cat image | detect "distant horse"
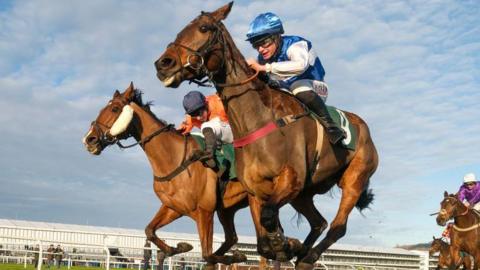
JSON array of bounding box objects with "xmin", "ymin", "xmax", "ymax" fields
[
  {"xmin": 154, "ymin": 2, "xmax": 378, "ymax": 269},
  {"xmin": 83, "ymin": 83, "xmax": 248, "ymax": 267},
  {"xmin": 436, "ymin": 191, "xmax": 480, "ymax": 270},
  {"xmin": 430, "ymin": 236, "xmax": 472, "ymax": 270}
]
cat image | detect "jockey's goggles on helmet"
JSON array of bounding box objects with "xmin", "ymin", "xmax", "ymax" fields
[
  {"xmin": 189, "ymin": 107, "xmax": 206, "ymax": 117},
  {"xmin": 252, "ymin": 36, "xmax": 275, "ymax": 50}
]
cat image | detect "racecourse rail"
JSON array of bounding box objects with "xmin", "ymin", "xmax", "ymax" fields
[{"xmin": 0, "ymin": 219, "xmax": 438, "ymax": 270}]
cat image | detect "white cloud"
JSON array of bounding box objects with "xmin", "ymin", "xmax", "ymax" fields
[{"xmin": 0, "ymin": 0, "xmax": 479, "ymax": 248}]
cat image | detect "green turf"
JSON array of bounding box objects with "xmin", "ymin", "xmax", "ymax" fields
[{"xmin": 0, "ymin": 264, "xmax": 108, "ymax": 270}]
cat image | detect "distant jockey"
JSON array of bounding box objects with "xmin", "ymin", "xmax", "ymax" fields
[
  {"xmin": 245, "ymin": 12, "xmax": 345, "ymax": 145},
  {"xmin": 457, "ymin": 173, "xmax": 480, "ymax": 211},
  {"xmin": 178, "ymin": 91, "xmax": 232, "ymax": 168}
]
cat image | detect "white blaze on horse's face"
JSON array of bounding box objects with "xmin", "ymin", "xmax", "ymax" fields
[{"xmin": 109, "ymin": 104, "xmax": 134, "ymax": 136}]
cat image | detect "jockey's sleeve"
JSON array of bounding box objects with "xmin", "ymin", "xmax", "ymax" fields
[
  {"xmin": 181, "ymin": 115, "xmax": 201, "ymax": 133},
  {"xmin": 469, "ymin": 185, "xmax": 480, "ymax": 204},
  {"xmin": 267, "ymin": 40, "xmax": 310, "ymax": 77},
  {"xmin": 457, "ymin": 186, "xmax": 467, "ymax": 202}
]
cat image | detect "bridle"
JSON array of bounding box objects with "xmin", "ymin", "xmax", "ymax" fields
[
  {"xmin": 90, "ymin": 105, "xmax": 174, "ymax": 150},
  {"xmin": 166, "ymin": 12, "xmax": 259, "ymax": 88},
  {"xmin": 440, "ymin": 196, "xmax": 469, "ymax": 218}
]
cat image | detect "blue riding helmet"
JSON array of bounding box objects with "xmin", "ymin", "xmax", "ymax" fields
[
  {"xmin": 246, "ymin": 12, "xmax": 284, "ymax": 42},
  {"xmin": 183, "ymin": 91, "xmax": 206, "ymax": 114}
]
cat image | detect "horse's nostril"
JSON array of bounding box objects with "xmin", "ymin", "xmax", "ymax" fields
[
  {"xmin": 159, "ymin": 57, "xmax": 175, "ymax": 69},
  {"xmin": 87, "ymin": 136, "xmax": 98, "ymax": 145}
]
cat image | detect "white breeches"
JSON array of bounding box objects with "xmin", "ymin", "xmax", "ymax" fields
[
  {"xmin": 200, "ymin": 117, "xmax": 233, "ymax": 143},
  {"xmin": 291, "ymin": 79, "xmax": 329, "ymax": 102}
]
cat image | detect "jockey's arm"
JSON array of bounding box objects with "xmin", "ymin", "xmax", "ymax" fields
[
  {"xmin": 266, "ymin": 40, "xmax": 310, "ymax": 77},
  {"xmin": 178, "ymin": 115, "xmax": 201, "ymax": 135}
]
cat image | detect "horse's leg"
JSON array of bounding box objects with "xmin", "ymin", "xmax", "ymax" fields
[
  {"xmin": 297, "ymin": 160, "xmax": 373, "ymax": 270},
  {"xmin": 211, "ymin": 205, "xmax": 247, "ymax": 264},
  {"xmin": 290, "ymin": 194, "xmax": 328, "ymax": 260},
  {"xmin": 248, "ymin": 194, "xmax": 276, "ymax": 260},
  {"xmin": 192, "ymin": 207, "xmax": 216, "ymax": 270},
  {"xmin": 145, "ymin": 205, "xmax": 193, "ymax": 256},
  {"xmin": 464, "ymin": 255, "xmax": 473, "ymax": 270},
  {"xmin": 259, "ymin": 166, "xmax": 305, "ymax": 261},
  {"xmin": 448, "ymin": 246, "xmax": 461, "ymax": 270}
]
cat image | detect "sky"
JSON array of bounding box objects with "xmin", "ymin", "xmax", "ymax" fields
[{"xmin": 0, "ymin": 0, "xmax": 479, "ymax": 248}]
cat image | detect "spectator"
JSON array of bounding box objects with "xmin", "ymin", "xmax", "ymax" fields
[
  {"xmin": 33, "ymin": 244, "xmax": 40, "ymax": 268},
  {"xmin": 46, "ymin": 244, "xmax": 55, "ymax": 269},
  {"xmin": 54, "ymin": 245, "xmax": 63, "ymax": 269},
  {"xmin": 179, "ymin": 257, "xmax": 186, "ymax": 270},
  {"xmin": 143, "ymin": 240, "xmax": 152, "ymax": 270}
]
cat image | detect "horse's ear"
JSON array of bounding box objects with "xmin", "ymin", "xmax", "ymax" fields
[
  {"xmin": 113, "ymin": 90, "xmax": 121, "ymax": 98},
  {"xmin": 124, "ymin": 81, "xmax": 135, "ymax": 100},
  {"xmin": 210, "ymin": 1, "xmax": 233, "ymax": 21},
  {"xmin": 433, "ymin": 236, "xmax": 435, "ymax": 240},
  {"xmin": 444, "ymin": 191, "xmax": 449, "ymax": 197}
]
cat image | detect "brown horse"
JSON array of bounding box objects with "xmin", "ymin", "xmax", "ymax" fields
[
  {"xmin": 430, "ymin": 236, "xmax": 472, "ymax": 270},
  {"xmin": 82, "ymin": 83, "xmax": 248, "ymax": 267},
  {"xmin": 436, "ymin": 192, "xmax": 480, "ymax": 270},
  {"xmin": 154, "ymin": 3, "xmax": 378, "ymax": 269}
]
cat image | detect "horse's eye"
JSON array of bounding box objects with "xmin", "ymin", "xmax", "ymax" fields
[
  {"xmin": 199, "ymin": 25, "xmax": 210, "ymax": 33},
  {"xmin": 112, "ymin": 106, "xmax": 120, "ymax": 113}
]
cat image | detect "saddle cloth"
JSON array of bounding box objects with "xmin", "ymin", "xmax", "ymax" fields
[{"xmin": 191, "ymin": 134, "xmax": 237, "ymax": 180}]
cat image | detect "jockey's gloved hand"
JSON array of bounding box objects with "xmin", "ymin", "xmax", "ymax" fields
[{"xmin": 268, "ymin": 79, "xmax": 281, "ymax": 89}]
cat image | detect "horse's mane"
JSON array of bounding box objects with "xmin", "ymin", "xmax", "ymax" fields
[
  {"xmin": 215, "ymin": 19, "xmax": 306, "ymax": 114},
  {"xmin": 130, "ymin": 88, "xmax": 180, "ymax": 134}
]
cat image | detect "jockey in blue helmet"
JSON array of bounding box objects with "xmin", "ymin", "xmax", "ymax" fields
[{"xmin": 246, "ymin": 12, "xmax": 345, "ymax": 145}]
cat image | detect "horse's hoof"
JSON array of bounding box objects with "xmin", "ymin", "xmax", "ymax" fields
[
  {"xmin": 232, "ymin": 250, "xmax": 247, "ymax": 263},
  {"xmin": 296, "ymin": 262, "xmax": 314, "ymax": 270},
  {"xmin": 275, "ymin": 251, "xmax": 290, "ymax": 262},
  {"xmin": 287, "ymin": 237, "xmax": 306, "ymax": 255},
  {"xmin": 176, "ymin": 242, "xmax": 193, "ymax": 253}
]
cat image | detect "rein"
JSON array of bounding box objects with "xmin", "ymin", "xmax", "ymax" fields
[
  {"xmin": 116, "ymin": 124, "xmax": 174, "ymax": 149},
  {"xmin": 443, "ymin": 196, "xmax": 480, "ymax": 232},
  {"xmin": 453, "ymin": 210, "xmax": 480, "ymax": 232}
]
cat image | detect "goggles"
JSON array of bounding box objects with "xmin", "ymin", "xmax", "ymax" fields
[{"xmin": 252, "ymin": 36, "xmax": 275, "ymax": 50}]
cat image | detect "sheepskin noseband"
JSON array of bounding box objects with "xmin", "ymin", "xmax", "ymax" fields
[{"xmin": 109, "ymin": 104, "xmax": 134, "ymax": 136}]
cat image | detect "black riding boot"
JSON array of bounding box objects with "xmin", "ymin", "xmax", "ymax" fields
[
  {"xmin": 201, "ymin": 127, "xmax": 217, "ymax": 168},
  {"xmin": 295, "ymin": 91, "xmax": 346, "ymax": 145}
]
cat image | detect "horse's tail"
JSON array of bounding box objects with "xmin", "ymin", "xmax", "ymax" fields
[
  {"xmin": 291, "ymin": 210, "xmax": 305, "ymax": 228},
  {"xmin": 355, "ymin": 183, "xmax": 374, "ymax": 211}
]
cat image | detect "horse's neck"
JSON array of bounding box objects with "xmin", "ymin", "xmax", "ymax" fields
[
  {"xmin": 439, "ymin": 243, "xmax": 451, "ymax": 257},
  {"xmin": 129, "ymin": 103, "xmax": 185, "ymax": 177},
  {"xmin": 214, "ymin": 28, "xmax": 302, "ymax": 137},
  {"xmin": 454, "ymin": 203, "xmax": 478, "ymax": 227}
]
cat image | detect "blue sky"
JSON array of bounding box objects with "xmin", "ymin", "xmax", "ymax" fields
[{"xmin": 0, "ymin": 0, "xmax": 479, "ymax": 248}]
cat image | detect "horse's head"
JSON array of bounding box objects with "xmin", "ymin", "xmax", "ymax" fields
[
  {"xmin": 83, "ymin": 82, "xmax": 139, "ymax": 155},
  {"xmin": 429, "ymin": 236, "xmax": 443, "ymax": 256},
  {"xmin": 436, "ymin": 191, "xmax": 463, "ymax": 226},
  {"xmin": 154, "ymin": 2, "xmax": 233, "ymax": 88}
]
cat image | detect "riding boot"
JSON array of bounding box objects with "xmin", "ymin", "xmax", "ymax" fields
[
  {"xmin": 201, "ymin": 127, "xmax": 217, "ymax": 169},
  {"xmin": 295, "ymin": 91, "xmax": 346, "ymax": 145}
]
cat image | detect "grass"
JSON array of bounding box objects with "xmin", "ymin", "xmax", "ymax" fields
[{"xmin": 0, "ymin": 264, "xmax": 110, "ymax": 270}]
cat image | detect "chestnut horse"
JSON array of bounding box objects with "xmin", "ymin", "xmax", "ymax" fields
[
  {"xmin": 82, "ymin": 83, "xmax": 248, "ymax": 267},
  {"xmin": 436, "ymin": 192, "xmax": 480, "ymax": 270},
  {"xmin": 154, "ymin": 2, "xmax": 378, "ymax": 269},
  {"xmin": 430, "ymin": 236, "xmax": 472, "ymax": 270}
]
